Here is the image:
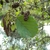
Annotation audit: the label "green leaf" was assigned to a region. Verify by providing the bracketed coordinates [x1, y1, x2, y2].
[16, 15, 38, 38]
[0, 12, 3, 20]
[1, 21, 4, 27]
[15, 10, 20, 16]
[0, 9, 8, 20]
[0, 4, 2, 9]
[23, 1, 28, 6]
[11, 24, 16, 31]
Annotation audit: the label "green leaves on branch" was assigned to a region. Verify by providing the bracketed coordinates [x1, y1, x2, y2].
[16, 15, 38, 38]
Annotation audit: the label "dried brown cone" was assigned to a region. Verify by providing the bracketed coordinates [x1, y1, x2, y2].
[12, 2, 19, 8]
[5, 0, 9, 3]
[24, 11, 30, 21]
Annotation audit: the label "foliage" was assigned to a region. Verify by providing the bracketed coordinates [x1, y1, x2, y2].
[0, 0, 50, 50]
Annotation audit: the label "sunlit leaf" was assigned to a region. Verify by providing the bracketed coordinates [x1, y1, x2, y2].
[0, 4, 2, 9]
[11, 24, 16, 31]
[15, 11, 20, 16]
[23, 1, 28, 6]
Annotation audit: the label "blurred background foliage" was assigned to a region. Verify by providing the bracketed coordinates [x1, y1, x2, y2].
[0, 0, 50, 50]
